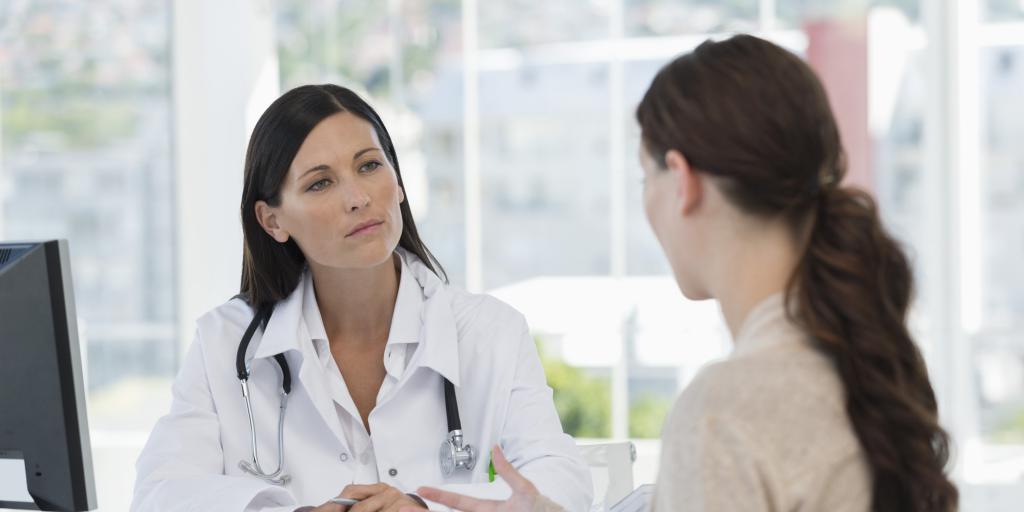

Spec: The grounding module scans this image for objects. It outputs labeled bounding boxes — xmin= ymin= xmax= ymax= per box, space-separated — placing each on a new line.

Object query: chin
xmin=672 ymin=272 xmax=712 ymax=302
xmin=351 ymin=240 xmax=399 ymax=267
xmin=318 ymin=237 xmax=397 ymax=270
xmin=676 ymin=283 xmax=709 ymax=301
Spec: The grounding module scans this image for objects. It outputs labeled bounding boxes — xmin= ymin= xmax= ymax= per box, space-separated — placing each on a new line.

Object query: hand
xmin=310 ymin=483 xmax=427 ymax=512
xmin=399 ymin=447 xmax=549 ymax=512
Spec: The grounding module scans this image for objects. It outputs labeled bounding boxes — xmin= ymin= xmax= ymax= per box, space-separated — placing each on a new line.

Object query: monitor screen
xmin=0 ymin=240 xmax=97 ymax=511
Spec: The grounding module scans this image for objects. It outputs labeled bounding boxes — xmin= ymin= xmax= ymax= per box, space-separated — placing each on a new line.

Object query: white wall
xmin=173 ymin=0 xmax=280 ymax=353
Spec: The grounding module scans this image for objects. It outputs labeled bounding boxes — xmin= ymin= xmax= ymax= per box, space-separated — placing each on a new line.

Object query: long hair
xmin=636 ymin=35 xmax=957 ymax=511
xmin=239 ymin=84 xmax=446 ymax=307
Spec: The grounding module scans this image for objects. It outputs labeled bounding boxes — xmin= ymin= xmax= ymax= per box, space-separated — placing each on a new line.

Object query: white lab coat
xmin=131 ymin=250 xmax=592 ymax=512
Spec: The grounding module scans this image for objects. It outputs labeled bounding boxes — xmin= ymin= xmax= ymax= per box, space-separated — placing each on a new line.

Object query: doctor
xmin=132 ymin=84 xmax=592 ymax=512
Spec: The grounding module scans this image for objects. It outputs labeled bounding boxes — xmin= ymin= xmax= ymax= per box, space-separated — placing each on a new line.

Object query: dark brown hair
xmin=637 ymin=35 xmax=957 ymax=510
xmin=239 ymin=84 xmax=445 ymax=307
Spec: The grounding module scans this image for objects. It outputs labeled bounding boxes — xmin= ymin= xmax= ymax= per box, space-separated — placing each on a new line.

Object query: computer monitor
xmin=0 ymin=240 xmax=96 ymax=511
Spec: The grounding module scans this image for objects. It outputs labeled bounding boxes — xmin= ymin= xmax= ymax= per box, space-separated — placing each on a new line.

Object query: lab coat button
xmin=388 ymin=468 xmax=398 ymax=477
xmin=339 ymin=453 xmax=349 ymax=462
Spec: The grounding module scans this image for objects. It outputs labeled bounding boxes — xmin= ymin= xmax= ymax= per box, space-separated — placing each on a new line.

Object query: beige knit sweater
xmin=650 ymin=294 xmax=871 ymax=511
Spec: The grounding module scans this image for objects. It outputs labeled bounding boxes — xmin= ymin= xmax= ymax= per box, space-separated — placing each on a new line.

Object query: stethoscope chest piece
xmin=439 ymin=429 xmax=476 ymax=476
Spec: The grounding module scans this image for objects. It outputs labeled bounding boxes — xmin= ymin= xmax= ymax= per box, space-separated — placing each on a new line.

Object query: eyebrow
xmin=298 ymin=148 xmax=382 ymax=180
xmin=353 ymin=147 xmax=379 ymax=160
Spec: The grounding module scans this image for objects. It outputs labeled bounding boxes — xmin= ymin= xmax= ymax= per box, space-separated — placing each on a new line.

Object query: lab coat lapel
xmin=252 ymin=276 xmax=348 ymax=449
xmin=399 ymin=250 xmax=461 ymax=387
xmin=294 ymin=321 xmax=349 ymax=450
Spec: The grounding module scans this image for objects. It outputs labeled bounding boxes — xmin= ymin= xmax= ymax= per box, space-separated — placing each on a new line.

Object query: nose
xmin=341 ymin=181 xmax=371 ymax=212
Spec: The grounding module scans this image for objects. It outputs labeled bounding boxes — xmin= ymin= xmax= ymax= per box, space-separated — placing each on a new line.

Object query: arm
xmin=652 ymin=413 xmax=774 ymax=512
xmin=130 ymin=329 xmax=298 ymax=512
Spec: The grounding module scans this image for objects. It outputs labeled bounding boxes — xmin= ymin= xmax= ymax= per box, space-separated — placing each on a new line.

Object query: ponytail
xmin=788 ymin=187 xmax=958 ymax=511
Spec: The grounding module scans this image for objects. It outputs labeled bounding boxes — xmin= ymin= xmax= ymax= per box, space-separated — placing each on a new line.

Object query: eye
xmin=359 ymin=160 xmax=383 ymax=173
xmin=307 ymin=178 xmax=331 ymax=192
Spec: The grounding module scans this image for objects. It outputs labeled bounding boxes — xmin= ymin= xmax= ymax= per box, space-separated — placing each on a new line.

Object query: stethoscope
xmin=235 ymin=302 xmax=476 ymax=486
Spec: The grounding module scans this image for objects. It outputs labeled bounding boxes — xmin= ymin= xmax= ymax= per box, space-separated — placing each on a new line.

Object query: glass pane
xmin=540 ymin=344 xmax=612 ymax=438
xmin=276 ymin=0 xmax=392 ymax=97
xmin=623 ymin=276 xmax=732 ymax=439
xmin=624 ymin=60 xmax=671 ymax=277
xmin=978 ymin=45 xmax=1024 ymax=444
xmin=777 ymin=1 xmax=923 ymax=28
xmin=985 ymin=0 xmax=1024 ymax=21
xmin=872 ymin=45 xmax=934 ymax=330
xmin=478 ymin=60 xmax=614 ymax=438
xmin=0 ymin=0 xmax=176 ymax=417
xmin=275 ymin=0 xmax=467 ymax=286
xmin=479 ymin=62 xmax=611 ymax=289
xmin=397 ymin=0 xmax=467 ymax=287
xmin=626 ymin=0 xmax=758 ymax=37
xmin=479 ymin=0 xmax=611 ymax=48
xmin=0 ymin=1 xmax=175 ymax=510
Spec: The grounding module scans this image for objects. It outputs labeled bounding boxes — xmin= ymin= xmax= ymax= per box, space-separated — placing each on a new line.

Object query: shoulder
xmin=190 ymin=296 xmax=260 ymax=358
xmin=402 ymin=249 xmax=530 ymax=339
xmin=196 ymin=296 xmax=257 ymax=334
xmin=437 ymin=285 xmax=534 ymax=369
xmin=445 ymin=285 xmax=529 ymax=337
xmin=676 ymin=343 xmax=844 ymax=421
xmin=665 ymin=344 xmax=858 ymax=464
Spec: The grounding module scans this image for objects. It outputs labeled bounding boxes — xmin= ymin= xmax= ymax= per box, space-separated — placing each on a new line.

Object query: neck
xmin=709 ymin=220 xmax=802 ymax=340
xmin=308 ymin=253 xmax=400 ymax=348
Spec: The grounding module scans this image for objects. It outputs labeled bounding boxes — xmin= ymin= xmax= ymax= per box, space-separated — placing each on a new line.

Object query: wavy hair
xmin=636 ymin=35 xmax=957 ymax=511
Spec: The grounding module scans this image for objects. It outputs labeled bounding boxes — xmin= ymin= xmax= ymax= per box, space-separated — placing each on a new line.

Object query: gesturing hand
xmin=398 ymin=446 xmax=562 ymax=512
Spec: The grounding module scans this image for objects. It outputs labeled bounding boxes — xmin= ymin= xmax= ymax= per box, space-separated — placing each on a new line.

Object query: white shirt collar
xmin=254 ymin=248 xmax=461 ymax=386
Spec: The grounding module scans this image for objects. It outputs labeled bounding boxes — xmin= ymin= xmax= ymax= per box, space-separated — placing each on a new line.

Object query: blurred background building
xmin=1 ymin=0 xmax=1023 ymax=510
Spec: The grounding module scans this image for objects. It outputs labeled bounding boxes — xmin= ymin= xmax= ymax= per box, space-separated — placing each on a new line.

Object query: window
xmin=0 ymin=1 xmax=174 ymax=510
xmin=5 ymin=1 xmax=1023 ymax=508
xmin=270 ymin=2 xmax=1024 ymax=506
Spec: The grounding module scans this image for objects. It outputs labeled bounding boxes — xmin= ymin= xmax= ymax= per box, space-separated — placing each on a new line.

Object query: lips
xmin=346 ymin=219 xmax=384 ymax=237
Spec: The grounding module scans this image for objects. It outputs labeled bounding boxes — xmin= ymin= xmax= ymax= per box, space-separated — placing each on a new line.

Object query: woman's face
xmin=639 ymin=143 xmax=712 ymax=300
xmin=257 ymin=111 xmax=405 ymax=271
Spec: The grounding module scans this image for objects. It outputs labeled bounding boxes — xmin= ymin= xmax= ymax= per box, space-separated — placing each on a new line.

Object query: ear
xmin=398 ymin=184 xmax=406 ymax=204
xmin=255 ymin=200 xmax=290 ymax=243
xmin=665 ymin=149 xmax=703 ymax=215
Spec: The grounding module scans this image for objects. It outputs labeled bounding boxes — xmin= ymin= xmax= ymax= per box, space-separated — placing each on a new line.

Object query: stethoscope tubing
xmin=232 ymin=299 xmax=472 ymax=485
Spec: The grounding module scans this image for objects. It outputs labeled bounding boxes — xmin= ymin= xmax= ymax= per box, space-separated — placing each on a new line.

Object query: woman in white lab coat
xmin=412 ymin=35 xmax=958 ymax=512
xmin=131 ymin=85 xmax=592 ymax=512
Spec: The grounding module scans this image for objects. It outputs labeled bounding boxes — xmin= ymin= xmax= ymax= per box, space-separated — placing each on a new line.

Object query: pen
xmin=330 ymin=497 xmax=361 ymax=506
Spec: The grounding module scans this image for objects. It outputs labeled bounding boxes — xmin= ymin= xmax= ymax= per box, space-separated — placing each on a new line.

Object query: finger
xmin=317 ymin=503 xmax=347 ymax=512
xmin=416 ymin=486 xmax=499 ymax=511
xmin=383 ymin=494 xmax=426 ymax=512
xmin=350 ymin=487 xmax=404 ymax=512
xmin=340 ymin=483 xmax=392 ymax=500
xmin=397 ymin=507 xmax=431 ymax=512
xmin=491 ymin=446 xmax=535 ymax=495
